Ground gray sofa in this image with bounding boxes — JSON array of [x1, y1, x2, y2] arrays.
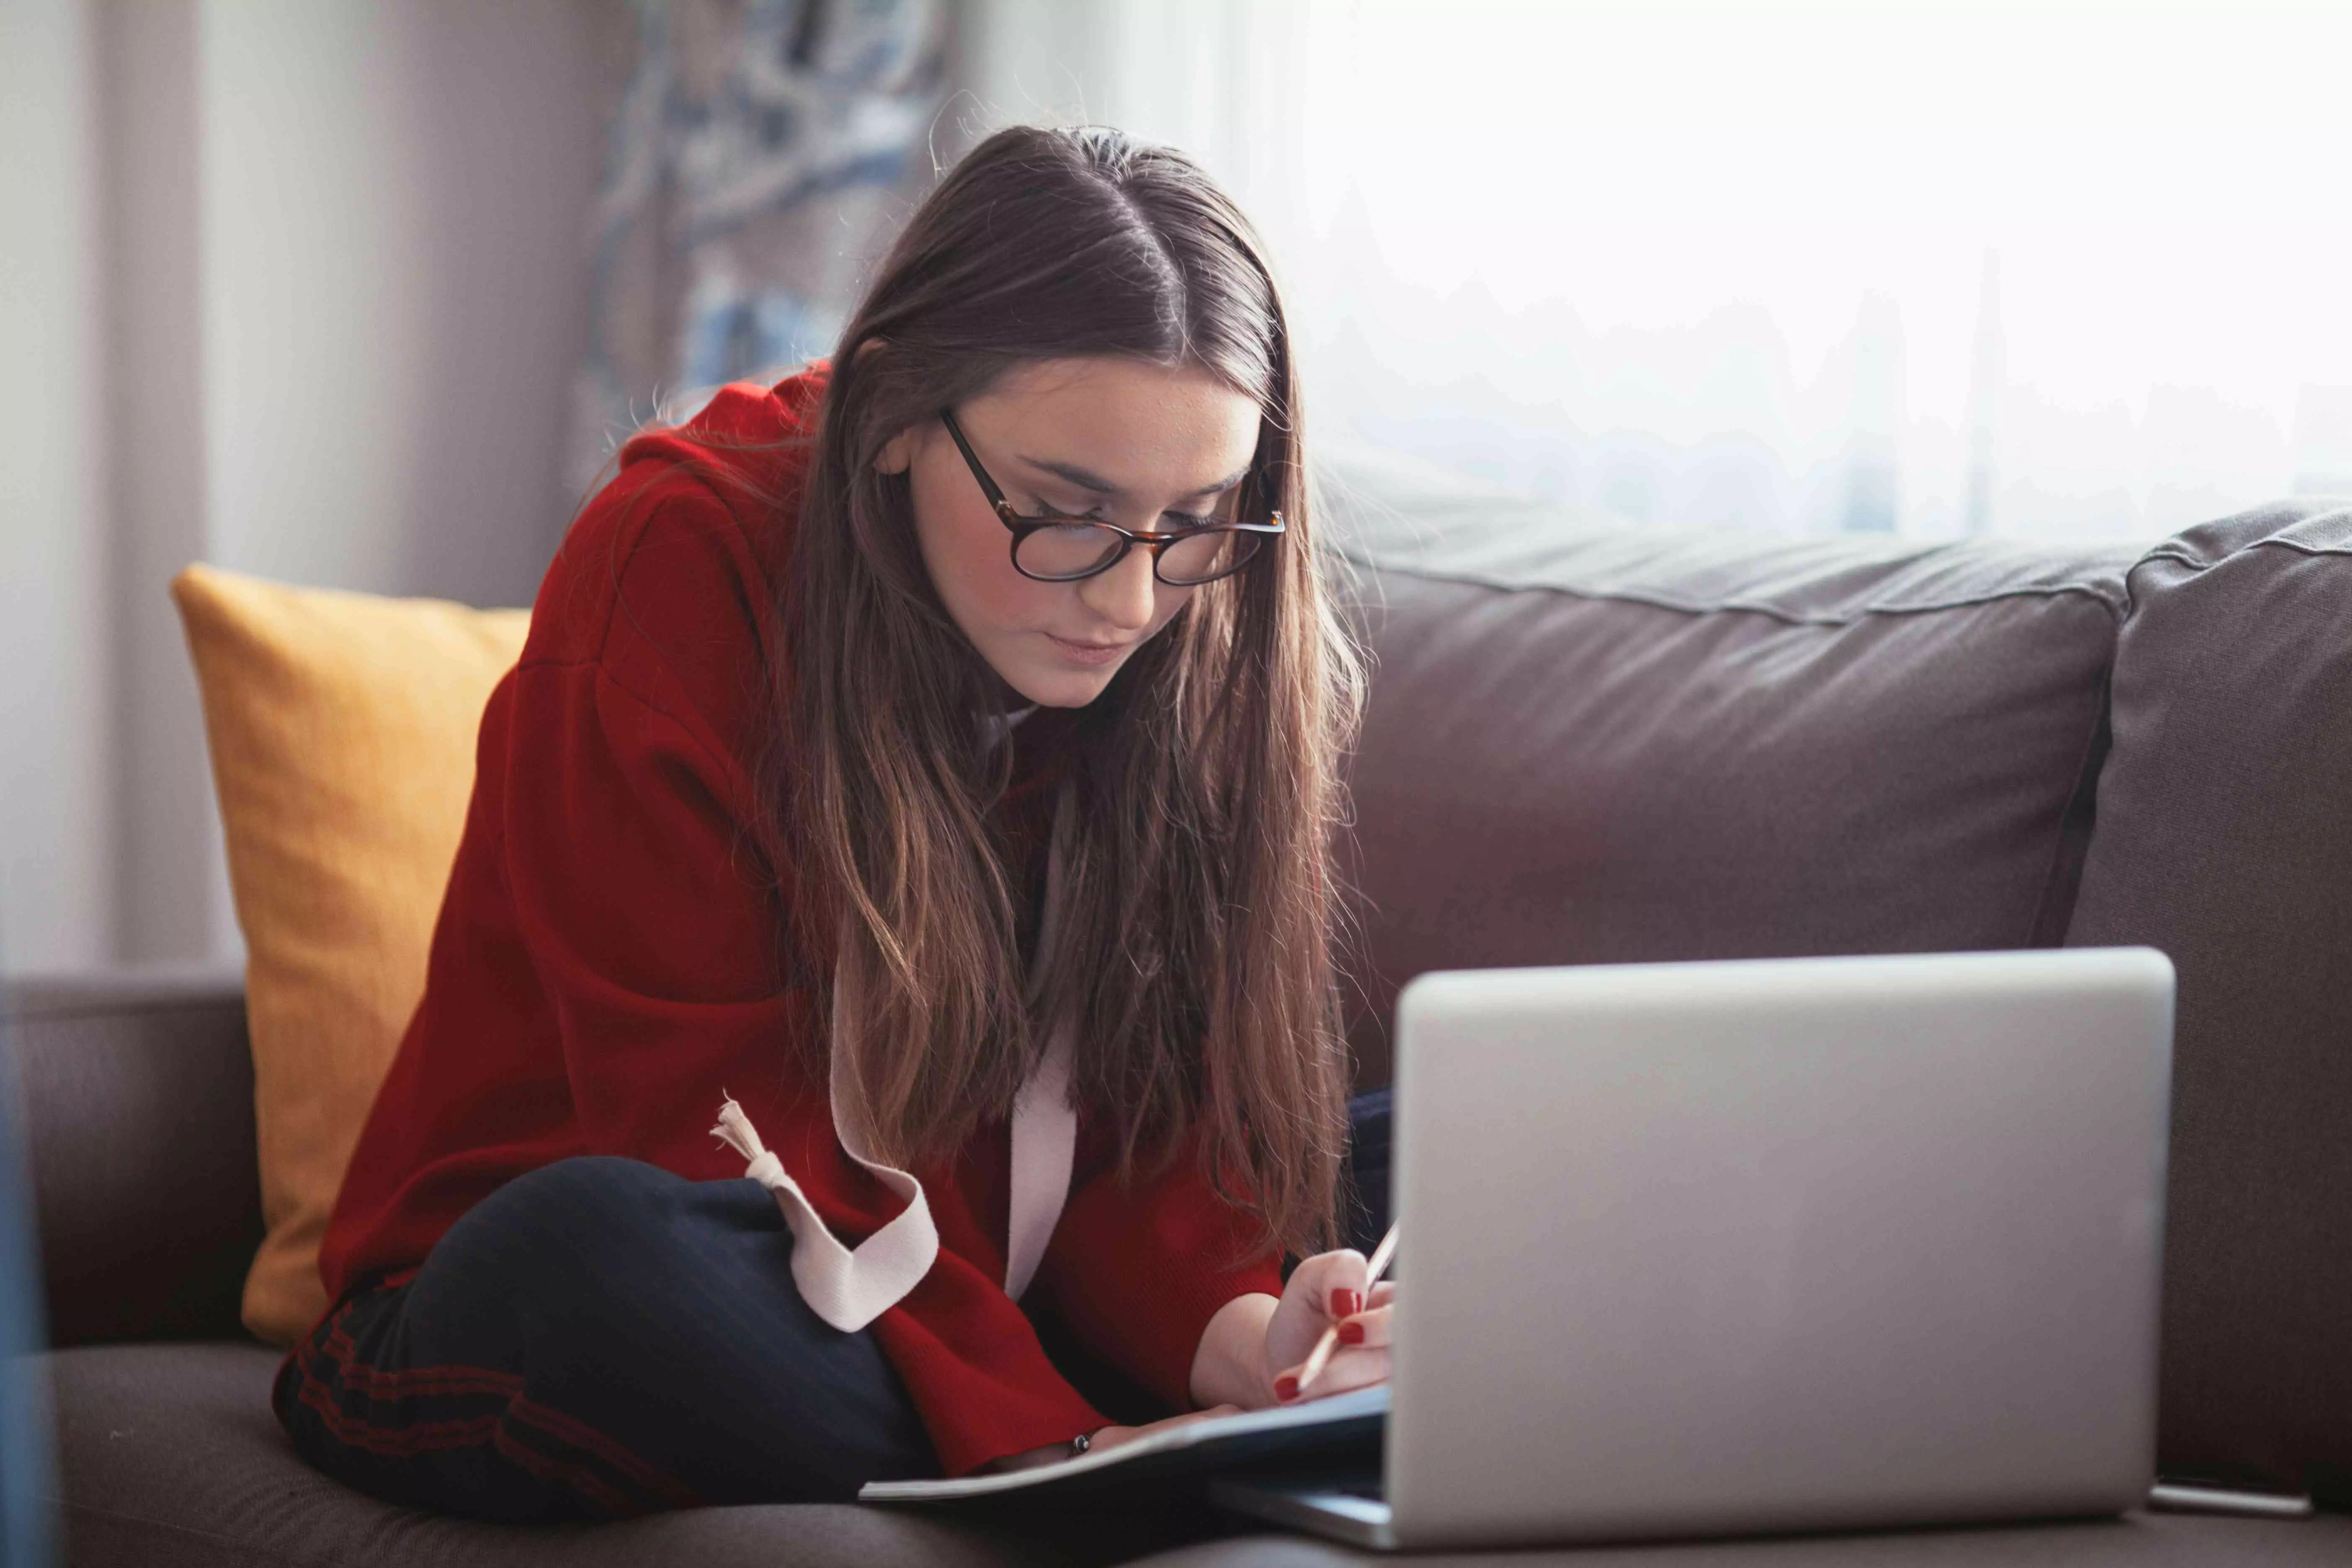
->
[[10, 459, 2352, 1564]]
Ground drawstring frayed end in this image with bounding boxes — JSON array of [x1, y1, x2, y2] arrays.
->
[[712, 1095, 768, 1164]]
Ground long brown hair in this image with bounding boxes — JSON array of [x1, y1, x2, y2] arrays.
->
[[774, 125, 1361, 1255]]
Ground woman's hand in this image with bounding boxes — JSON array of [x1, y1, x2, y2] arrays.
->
[[979, 1406, 1244, 1473], [1187, 1251, 1397, 1411], [1264, 1248, 1395, 1403]]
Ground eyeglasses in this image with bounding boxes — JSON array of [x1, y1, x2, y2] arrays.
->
[[938, 408, 1285, 586]]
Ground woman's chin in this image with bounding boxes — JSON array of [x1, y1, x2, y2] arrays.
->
[[1000, 658, 1121, 709]]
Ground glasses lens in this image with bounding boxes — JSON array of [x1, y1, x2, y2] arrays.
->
[[1014, 521, 1127, 580], [1157, 528, 1261, 585]]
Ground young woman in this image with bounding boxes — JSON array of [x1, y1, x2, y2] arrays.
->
[[275, 124, 1394, 1520]]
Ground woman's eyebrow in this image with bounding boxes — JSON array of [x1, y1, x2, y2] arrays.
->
[[1018, 455, 1252, 501]]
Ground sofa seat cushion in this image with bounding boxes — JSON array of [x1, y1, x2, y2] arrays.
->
[[41, 1342, 1220, 1567], [39, 1344, 2352, 1567], [1129, 1509, 2352, 1565]]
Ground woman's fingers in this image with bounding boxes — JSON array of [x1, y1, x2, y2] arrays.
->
[[1367, 1281, 1397, 1310], [1291, 1247, 1371, 1321], [1263, 1248, 1385, 1401], [1334, 1301, 1392, 1350], [1272, 1297, 1397, 1402], [1275, 1344, 1392, 1401]]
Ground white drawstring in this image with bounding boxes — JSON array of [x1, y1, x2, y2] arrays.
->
[[712, 781, 1079, 1330]]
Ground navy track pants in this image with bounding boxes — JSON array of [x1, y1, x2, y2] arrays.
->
[[276, 1091, 1394, 1520]]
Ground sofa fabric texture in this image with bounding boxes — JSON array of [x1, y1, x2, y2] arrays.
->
[[8, 972, 257, 1347], [1322, 451, 2136, 1087], [2064, 501, 2352, 1504], [13, 473, 2352, 1563], [41, 1336, 2352, 1568], [45, 1343, 1211, 1568]]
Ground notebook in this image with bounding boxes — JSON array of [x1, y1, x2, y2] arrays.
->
[[859, 1384, 1387, 1504]]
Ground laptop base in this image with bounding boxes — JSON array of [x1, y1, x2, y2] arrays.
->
[[1209, 1473, 1396, 1551]]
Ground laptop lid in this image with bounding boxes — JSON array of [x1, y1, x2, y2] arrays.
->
[[1385, 947, 2172, 1550]]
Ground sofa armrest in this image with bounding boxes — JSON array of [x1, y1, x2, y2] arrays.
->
[[2, 970, 262, 1347]]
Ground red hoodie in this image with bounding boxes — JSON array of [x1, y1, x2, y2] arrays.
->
[[317, 365, 1284, 1476]]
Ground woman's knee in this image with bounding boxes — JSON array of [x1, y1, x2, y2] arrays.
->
[[426, 1156, 694, 1293]]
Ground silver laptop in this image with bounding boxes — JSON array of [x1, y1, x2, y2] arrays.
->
[[1215, 947, 2174, 1551]]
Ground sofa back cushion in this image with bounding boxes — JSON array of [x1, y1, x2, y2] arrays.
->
[[2065, 500, 2352, 1504], [1326, 451, 2136, 1087]]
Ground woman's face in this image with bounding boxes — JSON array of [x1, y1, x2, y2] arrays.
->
[[882, 356, 1264, 709]]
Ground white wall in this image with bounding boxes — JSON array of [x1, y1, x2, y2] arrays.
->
[[2, 0, 612, 976], [102, 0, 216, 966], [201, 0, 609, 604], [0, 0, 115, 972]]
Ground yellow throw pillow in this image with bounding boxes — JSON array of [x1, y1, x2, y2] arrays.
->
[[172, 564, 529, 1345]]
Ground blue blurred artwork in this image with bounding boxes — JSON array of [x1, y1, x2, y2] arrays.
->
[[568, 0, 947, 486]]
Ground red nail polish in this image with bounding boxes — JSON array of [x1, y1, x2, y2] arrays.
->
[[1330, 1288, 1362, 1318], [1338, 1321, 1365, 1345], [1274, 1374, 1299, 1401]]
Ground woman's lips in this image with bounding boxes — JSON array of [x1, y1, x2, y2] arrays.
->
[[1044, 632, 1133, 666]]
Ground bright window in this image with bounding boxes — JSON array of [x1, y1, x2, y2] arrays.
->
[[1025, 0, 2352, 539]]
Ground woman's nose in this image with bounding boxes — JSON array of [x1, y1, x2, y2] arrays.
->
[[1077, 545, 1160, 632]]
